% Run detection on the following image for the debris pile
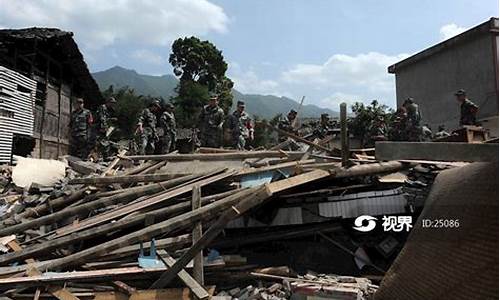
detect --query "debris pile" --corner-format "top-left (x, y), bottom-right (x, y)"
top-left (0, 147), bottom-right (458, 299)
top-left (215, 271), bottom-right (378, 300)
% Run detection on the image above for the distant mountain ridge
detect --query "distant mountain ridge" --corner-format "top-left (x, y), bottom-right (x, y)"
top-left (92, 66), bottom-right (338, 119)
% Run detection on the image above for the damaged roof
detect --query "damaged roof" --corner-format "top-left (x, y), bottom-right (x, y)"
top-left (0, 27), bottom-right (102, 107)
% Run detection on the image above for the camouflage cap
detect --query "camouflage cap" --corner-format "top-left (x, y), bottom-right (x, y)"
top-left (209, 93), bottom-right (219, 100)
top-left (289, 109), bottom-right (298, 115)
top-left (237, 100), bottom-right (245, 106)
top-left (107, 97), bottom-right (117, 103)
top-left (165, 102), bottom-right (174, 109)
top-left (321, 113), bottom-right (329, 118)
top-left (454, 89), bottom-right (466, 96)
top-left (150, 100), bottom-right (161, 107)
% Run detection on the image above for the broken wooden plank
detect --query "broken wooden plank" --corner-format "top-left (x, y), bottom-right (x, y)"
top-left (330, 161), bottom-right (410, 178)
top-left (150, 169), bottom-right (329, 288)
top-left (149, 185), bottom-right (273, 288)
top-left (0, 174), bottom-right (202, 237)
top-left (124, 151), bottom-right (304, 161)
top-left (157, 250), bottom-right (209, 300)
top-left (236, 159), bottom-right (315, 176)
top-left (0, 190), bottom-right (241, 266)
top-left (54, 170), bottom-right (235, 238)
top-left (36, 187), bottom-right (266, 271)
top-left (191, 185), bottom-right (204, 286)
top-left (263, 122), bottom-right (339, 154)
top-left (375, 141), bottom-right (498, 162)
top-left (68, 172), bottom-right (183, 185)
top-left (102, 150), bottom-right (127, 176)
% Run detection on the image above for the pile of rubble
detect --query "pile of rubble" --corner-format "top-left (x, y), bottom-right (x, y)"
top-left (215, 271), bottom-right (378, 300)
top-left (0, 146), bottom-right (458, 299)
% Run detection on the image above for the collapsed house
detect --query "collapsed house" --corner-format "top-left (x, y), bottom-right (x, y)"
top-left (0, 28), bottom-right (102, 161)
top-left (0, 131), bottom-right (495, 299)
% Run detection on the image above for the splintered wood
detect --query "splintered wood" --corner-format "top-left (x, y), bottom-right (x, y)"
top-left (0, 147), bottom-right (432, 299)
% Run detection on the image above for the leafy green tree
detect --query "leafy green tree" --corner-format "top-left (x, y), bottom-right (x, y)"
top-left (349, 100), bottom-right (394, 147)
top-left (169, 36), bottom-right (233, 127)
top-left (101, 85), bottom-right (156, 138)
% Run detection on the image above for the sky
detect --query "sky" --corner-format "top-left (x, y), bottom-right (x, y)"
top-left (0, 0), bottom-right (498, 110)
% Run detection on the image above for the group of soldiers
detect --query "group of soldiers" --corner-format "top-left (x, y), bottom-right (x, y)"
top-left (375, 89), bottom-right (479, 143)
top-left (69, 97), bottom-right (119, 159)
top-left (69, 94), bottom-right (256, 159)
top-left (69, 88), bottom-right (479, 159)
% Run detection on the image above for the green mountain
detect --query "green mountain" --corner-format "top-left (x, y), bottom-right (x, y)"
top-left (92, 66), bottom-right (338, 119)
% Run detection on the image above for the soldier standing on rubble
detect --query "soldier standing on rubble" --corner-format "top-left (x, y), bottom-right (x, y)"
top-left (388, 106), bottom-right (408, 141)
top-left (94, 97), bottom-right (117, 159)
top-left (455, 89), bottom-right (479, 126)
top-left (135, 100), bottom-right (161, 155)
top-left (278, 109), bottom-right (298, 141)
top-left (228, 101), bottom-right (254, 150)
top-left (70, 98), bottom-right (93, 159)
top-left (198, 94), bottom-right (225, 148)
top-left (159, 102), bottom-right (177, 153)
top-left (313, 113), bottom-right (333, 139)
top-left (403, 97), bottom-right (422, 141)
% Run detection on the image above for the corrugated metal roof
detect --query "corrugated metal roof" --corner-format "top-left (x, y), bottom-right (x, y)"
top-left (226, 188), bottom-right (407, 228)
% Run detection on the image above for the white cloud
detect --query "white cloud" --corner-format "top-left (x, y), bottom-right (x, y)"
top-left (319, 92), bottom-right (362, 112)
top-left (228, 62), bottom-right (285, 96)
top-left (0, 0), bottom-right (229, 49)
top-left (440, 23), bottom-right (466, 40)
top-left (280, 52), bottom-right (409, 107)
top-left (130, 49), bottom-right (165, 65)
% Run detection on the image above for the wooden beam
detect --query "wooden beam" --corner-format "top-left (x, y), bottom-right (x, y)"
top-left (375, 141), bottom-right (499, 162)
top-left (330, 161), bottom-right (409, 178)
top-left (53, 170), bottom-right (234, 238)
top-left (37, 187), bottom-right (266, 271)
top-left (340, 103), bottom-right (349, 167)
top-left (101, 150), bottom-right (127, 176)
top-left (68, 172), bottom-right (183, 185)
top-left (149, 185), bottom-right (272, 288)
top-left (149, 169), bottom-right (329, 289)
top-left (0, 190), bottom-right (241, 266)
top-left (191, 185), bottom-right (204, 286)
top-left (124, 150), bottom-right (304, 161)
top-left (263, 123), bottom-right (339, 154)
top-left (0, 174), bottom-right (202, 237)
top-left (157, 250), bottom-right (209, 300)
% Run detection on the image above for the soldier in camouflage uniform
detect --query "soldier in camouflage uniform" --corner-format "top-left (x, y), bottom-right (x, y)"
top-left (228, 101), bottom-right (254, 150)
top-left (388, 107), bottom-right (408, 141)
top-left (313, 113), bottom-right (334, 139)
top-left (369, 116), bottom-right (388, 144)
top-left (455, 89), bottom-right (479, 126)
top-left (434, 125), bottom-right (451, 139)
top-left (278, 109), bottom-right (298, 142)
top-left (70, 98), bottom-right (93, 159)
top-left (94, 97), bottom-right (117, 158)
top-left (198, 95), bottom-right (225, 148)
top-left (159, 102), bottom-right (177, 153)
top-left (403, 97), bottom-right (422, 141)
top-left (135, 100), bottom-right (161, 155)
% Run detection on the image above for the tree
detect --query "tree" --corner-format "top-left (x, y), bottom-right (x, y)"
top-left (349, 100), bottom-right (394, 147)
top-left (169, 36), bottom-right (233, 127)
top-left (101, 86), bottom-right (156, 138)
